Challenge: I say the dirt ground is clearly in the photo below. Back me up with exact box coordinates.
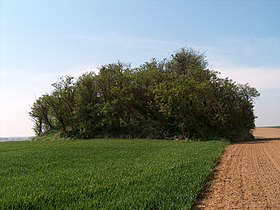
[252,127,280,139]
[193,128,280,210]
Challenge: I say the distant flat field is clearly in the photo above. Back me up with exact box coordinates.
[252,127,280,138]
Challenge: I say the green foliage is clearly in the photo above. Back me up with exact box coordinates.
[0,139,228,209]
[30,48,260,140]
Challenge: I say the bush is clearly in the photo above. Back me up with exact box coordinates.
[30,48,259,140]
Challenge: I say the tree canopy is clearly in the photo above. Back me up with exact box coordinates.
[30,48,260,140]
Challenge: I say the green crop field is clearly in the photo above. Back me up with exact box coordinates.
[0,138,228,209]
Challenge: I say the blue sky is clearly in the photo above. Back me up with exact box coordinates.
[0,0,280,137]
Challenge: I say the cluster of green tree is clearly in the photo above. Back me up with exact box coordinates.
[30,48,260,140]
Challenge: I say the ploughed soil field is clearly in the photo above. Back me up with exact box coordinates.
[194,127,280,210]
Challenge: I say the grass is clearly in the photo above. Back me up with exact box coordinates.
[0,138,228,209]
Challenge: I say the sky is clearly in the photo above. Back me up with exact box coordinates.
[0,0,279,137]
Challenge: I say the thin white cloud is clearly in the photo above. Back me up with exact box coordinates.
[70,33,183,46]
[70,34,280,65]
[0,67,91,137]
[217,65,280,90]
[205,36,280,69]
[198,36,280,91]
[69,33,184,53]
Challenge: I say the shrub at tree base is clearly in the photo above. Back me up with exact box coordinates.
[30,48,260,141]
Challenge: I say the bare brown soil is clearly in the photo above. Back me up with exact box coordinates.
[252,127,280,139]
[194,128,280,210]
